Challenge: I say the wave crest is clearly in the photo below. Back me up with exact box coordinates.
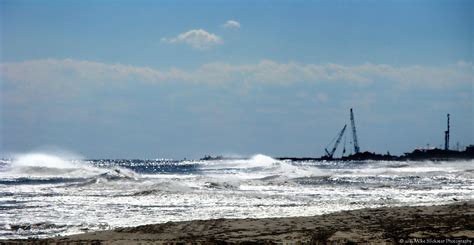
[2,153,141,183]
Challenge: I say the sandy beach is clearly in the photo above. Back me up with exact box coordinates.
[3,201,473,244]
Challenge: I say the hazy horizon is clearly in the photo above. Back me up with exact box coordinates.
[1,0,473,159]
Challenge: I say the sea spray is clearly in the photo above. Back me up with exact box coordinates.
[0,153,472,239]
[12,153,77,169]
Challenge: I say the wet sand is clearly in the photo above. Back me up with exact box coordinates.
[3,202,473,244]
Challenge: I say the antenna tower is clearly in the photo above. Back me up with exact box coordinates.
[444,114,450,150]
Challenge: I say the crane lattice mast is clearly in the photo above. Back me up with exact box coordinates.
[350,108,360,154]
[444,114,450,150]
[325,125,347,159]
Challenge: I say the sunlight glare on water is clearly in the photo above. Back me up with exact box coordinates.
[0,152,472,239]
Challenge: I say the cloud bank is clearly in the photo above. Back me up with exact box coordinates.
[2,59,472,91]
[161,29,223,50]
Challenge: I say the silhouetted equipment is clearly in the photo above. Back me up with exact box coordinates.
[350,108,360,154]
[277,111,474,162]
[444,114,450,151]
[325,125,347,159]
[342,129,347,157]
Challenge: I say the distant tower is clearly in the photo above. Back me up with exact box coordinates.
[350,108,360,154]
[444,114,450,151]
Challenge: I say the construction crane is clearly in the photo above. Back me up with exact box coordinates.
[342,129,347,157]
[350,108,360,154]
[325,125,347,159]
[444,114,450,150]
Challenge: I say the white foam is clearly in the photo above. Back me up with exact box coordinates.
[333,160,474,178]
[1,156,472,240]
[197,154,329,180]
[2,152,134,179]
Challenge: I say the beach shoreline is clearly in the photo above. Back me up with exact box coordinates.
[3,201,473,244]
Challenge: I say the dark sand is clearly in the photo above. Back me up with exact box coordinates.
[3,202,473,244]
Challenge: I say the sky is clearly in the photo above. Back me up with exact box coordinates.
[0,0,473,159]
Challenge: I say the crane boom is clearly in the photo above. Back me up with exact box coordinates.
[325,125,347,158]
[350,108,360,154]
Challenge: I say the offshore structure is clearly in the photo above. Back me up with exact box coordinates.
[276,110,473,162]
[324,108,360,159]
[324,125,347,159]
[320,111,471,161]
[445,114,450,150]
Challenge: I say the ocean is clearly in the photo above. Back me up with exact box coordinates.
[0,153,472,239]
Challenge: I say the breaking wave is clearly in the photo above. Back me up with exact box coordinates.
[198,154,328,180]
[1,152,473,239]
[0,153,140,184]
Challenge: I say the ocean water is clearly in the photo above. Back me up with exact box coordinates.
[0,153,472,239]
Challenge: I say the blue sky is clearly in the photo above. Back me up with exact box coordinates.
[1,0,473,159]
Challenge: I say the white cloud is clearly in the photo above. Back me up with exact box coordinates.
[222,20,241,29]
[161,29,223,50]
[1,59,472,103]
